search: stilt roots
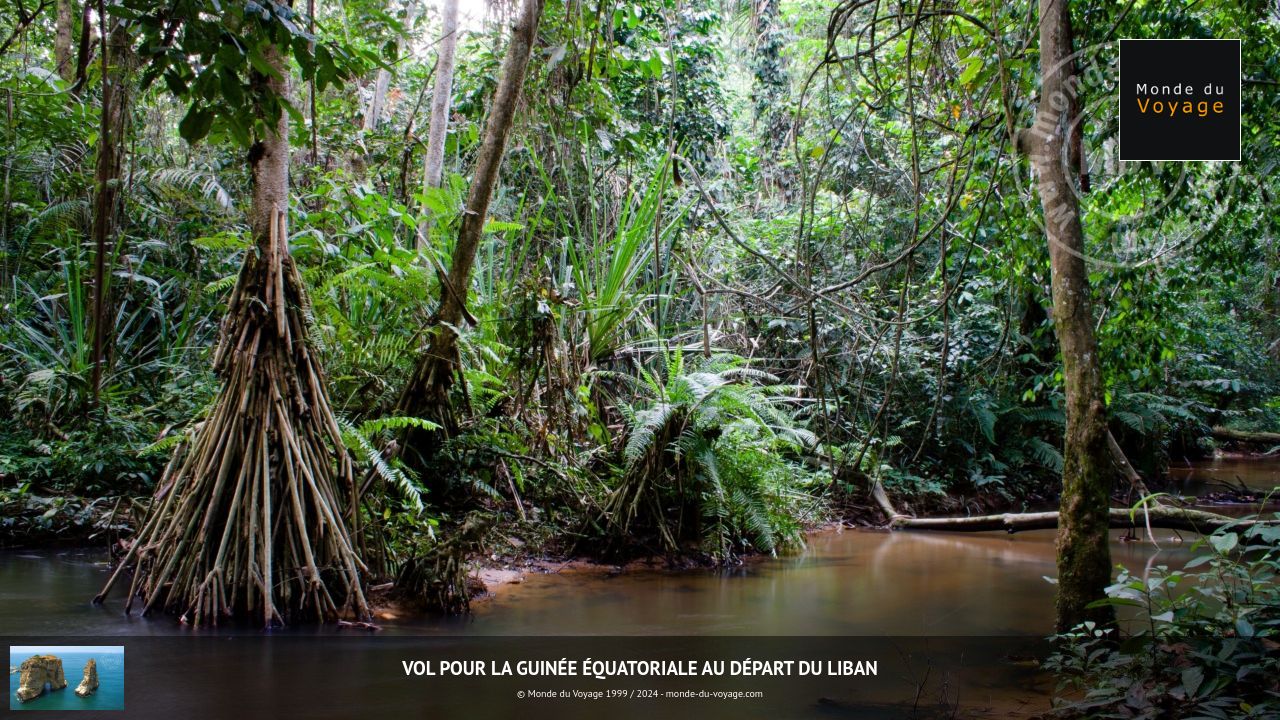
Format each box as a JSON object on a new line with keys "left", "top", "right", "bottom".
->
{"left": 95, "top": 209, "right": 369, "bottom": 626}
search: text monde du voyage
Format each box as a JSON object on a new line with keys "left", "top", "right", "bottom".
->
{"left": 401, "top": 658, "right": 878, "bottom": 679}
{"left": 1133, "top": 82, "right": 1230, "bottom": 118}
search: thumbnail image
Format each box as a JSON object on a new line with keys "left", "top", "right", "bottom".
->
{"left": 9, "top": 646, "right": 123, "bottom": 711}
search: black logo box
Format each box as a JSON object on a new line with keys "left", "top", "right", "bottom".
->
{"left": 1119, "top": 38, "right": 1241, "bottom": 162}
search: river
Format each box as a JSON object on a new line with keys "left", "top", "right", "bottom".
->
{"left": 1, "top": 456, "right": 1275, "bottom": 718}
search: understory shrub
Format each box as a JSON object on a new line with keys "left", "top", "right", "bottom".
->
{"left": 1047, "top": 513, "right": 1280, "bottom": 719}
{"left": 602, "top": 349, "right": 822, "bottom": 561}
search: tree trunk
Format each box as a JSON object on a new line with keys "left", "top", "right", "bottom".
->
{"left": 423, "top": 0, "right": 459, "bottom": 190}
{"left": 417, "top": 0, "right": 459, "bottom": 253}
{"left": 885, "top": 506, "right": 1266, "bottom": 535}
{"left": 363, "top": 1, "right": 416, "bottom": 135}
{"left": 96, "top": 42, "right": 369, "bottom": 627}
{"left": 396, "top": 0, "right": 543, "bottom": 467}
{"left": 362, "top": 69, "right": 391, "bottom": 132}
{"left": 87, "top": 12, "right": 132, "bottom": 405}
{"left": 1108, "top": 429, "right": 1152, "bottom": 499}
{"left": 72, "top": 0, "right": 93, "bottom": 93}
{"left": 870, "top": 474, "right": 1260, "bottom": 540}
{"left": 1211, "top": 427, "right": 1280, "bottom": 445}
{"left": 54, "top": 0, "right": 75, "bottom": 82}
{"left": 1018, "top": 0, "right": 1114, "bottom": 633}
{"left": 250, "top": 48, "right": 291, "bottom": 249}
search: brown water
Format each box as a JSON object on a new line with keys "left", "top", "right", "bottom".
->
{"left": 1169, "top": 453, "right": 1280, "bottom": 495}
{"left": 6, "top": 457, "right": 1271, "bottom": 637}
{"left": 463, "top": 528, "right": 1192, "bottom": 637}
{"left": 0, "top": 524, "right": 1202, "bottom": 638}
{"left": 0, "top": 527, "right": 1167, "bottom": 718}
{"left": 1, "top": 456, "right": 1274, "bottom": 719}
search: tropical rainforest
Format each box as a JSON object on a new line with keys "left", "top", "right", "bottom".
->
{"left": 1, "top": 0, "right": 1279, "bottom": 715}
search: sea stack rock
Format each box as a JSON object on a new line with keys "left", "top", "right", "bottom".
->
{"left": 74, "top": 659, "right": 99, "bottom": 697}
{"left": 15, "top": 654, "right": 67, "bottom": 702}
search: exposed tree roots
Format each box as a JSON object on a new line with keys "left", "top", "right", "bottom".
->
{"left": 394, "top": 337, "right": 460, "bottom": 472}
{"left": 94, "top": 210, "right": 369, "bottom": 626}
{"left": 394, "top": 514, "right": 489, "bottom": 614}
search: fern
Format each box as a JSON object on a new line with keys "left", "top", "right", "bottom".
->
{"left": 203, "top": 275, "right": 239, "bottom": 297}
{"left": 137, "top": 168, "right": 235, "bottom": 211}
{"left": 140, "top": 432, "right": 188, "bottom": 457}
{"left": 11, "top": 200, "right": 89, "bottom": 246}
{"left": 339, "top": 417, "right": 428, "bottom": 514}
{"left": 1005, "top": 405, "right": 1066, "bottom": 426}
{"left": 357, "top": 415, "right": 440, "bottom": 437}
{"left": 602, "top": 348, "right": 819, "bottom": 561}
{"left": 1026, "top": 437, "right": 1065, "bottom": 473}
{"left": 970, "top": 397, "right": 997, "bottom": 444}
{"left": 1113, "top": 410, "right": 1147, "bottom": 434}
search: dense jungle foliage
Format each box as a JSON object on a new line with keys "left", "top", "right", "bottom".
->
{"left": 1, "top": 0, "right": 1279, "bottom": 638}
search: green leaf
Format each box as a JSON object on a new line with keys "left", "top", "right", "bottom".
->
{"left": 178, "top": 105, "right": 214, "bottom": 144}
{"left": 282, "top": 97, "right": 305, "bottom": 127}
{"left": 218, "top": 67, "right": 245, "bottom": 107}
{"left": 163, "top": 70, "right": 188, "bottom": 97}
{"left": 646, "top": 53, "right": 663, "bottom": 78}
{"left": 247, "top": 44, "right": 282, "bottom": 80}
{"left": 315, "top": 45, "right": 338, "bottom": 90}
{"left": 1183, "top": 554, "right": 1213, "bottom": 569}
{"left": 1087, "top": 596, "right": 1144, "bottom": 608}
{"left": 483, "top": 220, "right": 524, "bottom": 234}
{"left": 215, "top": 43, "right": 243, "bottom": 68}
{"left": 293, "top": 36, "right": 317, "bottom": 77}
{"left": 1181, "top": 666, "right": 1204, "bottom": 698}
{"left": 1210, "top": 532, "right": 1238, "bottom": 554}
{"left": 419, "top": 186, "right": 454, "bottom": 217}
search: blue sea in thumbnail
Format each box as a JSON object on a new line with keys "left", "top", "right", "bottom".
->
{"left": 9, "top": 646, "right": 124, "bottom": 711}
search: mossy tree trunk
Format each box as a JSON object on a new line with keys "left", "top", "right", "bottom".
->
{"left": 1019, "top": 0, "right": 1115, "bottom": 633}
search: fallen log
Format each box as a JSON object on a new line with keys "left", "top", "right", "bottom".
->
{"left": 870, "top": 474, "right": 1265, "bottom": 535}
{"left": 888, "top": 506, "right": 1269, "bottom": 535}
{"left": 1211, "top": 427, "right": 1280, "bottom": 445}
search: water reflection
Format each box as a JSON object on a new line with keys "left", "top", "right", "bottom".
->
{"left": 1168, "top": 454, "right": 1280, "bottom": 494}
{"left": 467, "top": 528, "right": 1192, "bottom": 637}
{"left": 2, "top": 456, "right": 1272, "bottom": 638}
